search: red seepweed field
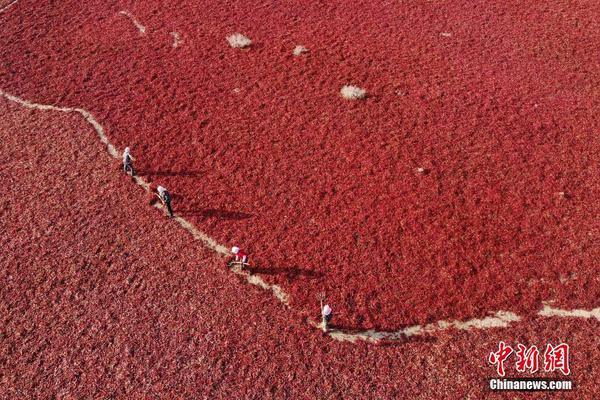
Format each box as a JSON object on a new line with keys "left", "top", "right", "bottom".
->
{"left": 1, "top": 0, "right": 599, "bottom": 398}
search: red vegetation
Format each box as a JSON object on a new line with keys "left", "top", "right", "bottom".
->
{"left": 2, "top": 97, "right": 599, "bottom": 398}
{"left": 1, "top": 0, "right": 599, "bottom": 331}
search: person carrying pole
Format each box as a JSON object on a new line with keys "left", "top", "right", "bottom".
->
{"left": 320, "top": 296, "right": 333, "bottom": 333}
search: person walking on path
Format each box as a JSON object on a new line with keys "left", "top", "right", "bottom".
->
{"left": 156, "top": 186, "right": 173, "bottom": 217}
{"left": 229, "top": 246, "right": 249, "bottom": 271}
{"left": 122, "top": 147, "right": 135, "bottom": 176}
{"left": 321, "top": 302, "right": 333, "bottom": 333}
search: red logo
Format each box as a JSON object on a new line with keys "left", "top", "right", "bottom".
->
{"left": 489, "top": 342, "right": 570, "bottom": 376}
{"left": 544, "top": 343, "right": 570, "bottom": 376}
{"left": 515, "top": 344, "right": 539, "bottom": 373}
{"left": 488, "top": 341, "right": 513, "bottom": 377}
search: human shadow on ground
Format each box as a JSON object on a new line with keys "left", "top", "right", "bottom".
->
{"left": 249, "top": 265, "right": 323, "bottom": 281}
{"left": 141, "top": 170, "right": 204, "bottom": 178}
{"left": 177, "top": 208, "right": 252, "bottom": 220}
{"left": 372, "top": 334, "right": 437, "bottom": 346}
{"left": 327, "top": 325, "right": 438, "bottom": 347}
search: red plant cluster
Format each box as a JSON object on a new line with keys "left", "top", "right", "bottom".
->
{"left": 0, "top": 0, "right": 598, "bottom": 333}
{"left": 1, "top": 96, "right": 598, "bottom": 399}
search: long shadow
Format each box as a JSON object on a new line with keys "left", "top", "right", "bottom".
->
{"left": 249, "top": 265, "right": 323, "bottom": 281}
{"left": 177, "top": 208, "right": 253, "bottom": 220}
{"left": 328, "top": 325, "right": 437, "bottom": 346}
{"left": 372, "top": 335, "right": 437, "bottom": 346}
{"left": 142, "top": 170, "right": 204, "bottom": 178}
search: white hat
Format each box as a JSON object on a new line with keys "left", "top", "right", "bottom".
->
{"left": 231, "top": 246, "right": 240, "bottom": 254}
{"left": 124, "top": 147, "right": 130, "bottom": 154}
{"left": 322, "top": 304, "right": 332, "bottom": 316}
{"left": 157, "top": 186, "right": 166, "bottom": 194}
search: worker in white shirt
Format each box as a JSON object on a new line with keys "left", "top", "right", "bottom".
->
{"left": 156, "top": 186, "right": 173, "bottom": 217}
{"left": 229, "top": 246, "right": 249, "bottom": 271}
{"left": 321, "top": 304, "right": 332, "bottom": 332}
